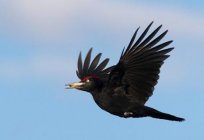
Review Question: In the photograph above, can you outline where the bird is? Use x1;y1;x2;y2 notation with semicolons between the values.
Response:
66;22;185;122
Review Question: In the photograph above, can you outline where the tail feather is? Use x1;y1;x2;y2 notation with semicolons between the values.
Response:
145;107;185;122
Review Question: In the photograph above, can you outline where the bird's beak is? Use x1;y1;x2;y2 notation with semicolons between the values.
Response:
65;82;85;89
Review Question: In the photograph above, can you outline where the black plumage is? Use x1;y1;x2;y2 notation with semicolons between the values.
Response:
67;22;185;122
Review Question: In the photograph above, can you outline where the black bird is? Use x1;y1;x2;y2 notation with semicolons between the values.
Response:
66;22;185;122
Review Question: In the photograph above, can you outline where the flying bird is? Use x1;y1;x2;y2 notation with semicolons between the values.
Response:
66;22;185;122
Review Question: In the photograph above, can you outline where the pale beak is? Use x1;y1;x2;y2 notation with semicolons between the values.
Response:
65;82;85;89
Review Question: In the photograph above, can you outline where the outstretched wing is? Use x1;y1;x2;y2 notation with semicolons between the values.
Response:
109;22;174;105
76;48;113;81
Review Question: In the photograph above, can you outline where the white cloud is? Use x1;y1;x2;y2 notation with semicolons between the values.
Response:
0;54;76;82
1;0;203;85
2;0;204;40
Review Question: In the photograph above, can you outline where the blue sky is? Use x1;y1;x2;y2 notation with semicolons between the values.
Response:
0;0;204;140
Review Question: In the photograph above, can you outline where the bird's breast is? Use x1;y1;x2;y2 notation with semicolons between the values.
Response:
91;88;130;114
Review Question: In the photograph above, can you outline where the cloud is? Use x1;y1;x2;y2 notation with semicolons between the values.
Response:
1;0;203;86
1;0;204;40
0;54;76;82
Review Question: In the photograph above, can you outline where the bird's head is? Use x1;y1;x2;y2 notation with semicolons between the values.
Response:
65;48;113;92
66;75;102;92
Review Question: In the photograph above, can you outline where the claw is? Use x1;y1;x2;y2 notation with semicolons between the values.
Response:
124;112;133;117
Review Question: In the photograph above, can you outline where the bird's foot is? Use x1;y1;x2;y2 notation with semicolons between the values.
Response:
124;112;133;118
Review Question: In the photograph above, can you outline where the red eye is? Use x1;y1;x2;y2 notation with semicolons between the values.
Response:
81;75;99;82
81;77;89;82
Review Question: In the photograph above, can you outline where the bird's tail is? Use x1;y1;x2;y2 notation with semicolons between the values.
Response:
144;107;185;122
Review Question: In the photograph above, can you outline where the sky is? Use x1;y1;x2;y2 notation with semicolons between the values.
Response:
0;0;204;140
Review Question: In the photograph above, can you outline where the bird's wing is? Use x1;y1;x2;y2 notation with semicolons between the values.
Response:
76;48;113;81
108;22;174;105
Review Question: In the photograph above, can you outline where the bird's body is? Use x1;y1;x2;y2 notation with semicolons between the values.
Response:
67;22;185;122
92;86;145;118
90;78;184;121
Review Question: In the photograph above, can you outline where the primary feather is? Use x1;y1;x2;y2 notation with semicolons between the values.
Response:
76;48;112;81
109;22;174;105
